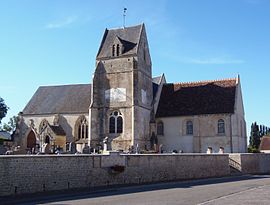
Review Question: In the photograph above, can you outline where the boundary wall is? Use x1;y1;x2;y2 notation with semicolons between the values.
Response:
229;153;270;174
0;153;229;196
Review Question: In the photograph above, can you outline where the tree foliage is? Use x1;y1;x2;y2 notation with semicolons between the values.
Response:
249;122;270;153
0;97;9;124
1;116;19;133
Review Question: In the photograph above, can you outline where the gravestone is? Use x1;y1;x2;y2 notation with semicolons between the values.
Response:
69;142;76;154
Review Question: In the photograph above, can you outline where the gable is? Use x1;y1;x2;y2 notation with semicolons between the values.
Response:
156;79;237;118
96;24;143;59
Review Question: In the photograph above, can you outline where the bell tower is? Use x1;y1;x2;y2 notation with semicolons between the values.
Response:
89;24;153;151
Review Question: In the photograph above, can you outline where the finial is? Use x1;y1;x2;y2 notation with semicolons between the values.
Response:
236;74;240;84
123;8;127;28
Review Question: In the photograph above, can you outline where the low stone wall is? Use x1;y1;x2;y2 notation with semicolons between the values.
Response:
0;153;229;196
229;153;270;174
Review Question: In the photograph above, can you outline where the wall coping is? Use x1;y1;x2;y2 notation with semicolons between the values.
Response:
229;153;270;156
0;153;230;159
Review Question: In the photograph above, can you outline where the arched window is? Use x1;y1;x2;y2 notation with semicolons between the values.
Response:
116;44;120;56
112;45;115;57
45;135;50;144
39;119;48;133
76;116;88;140
157;121;164;135
218;119;225;134
186;121;193;135
109;111;123;134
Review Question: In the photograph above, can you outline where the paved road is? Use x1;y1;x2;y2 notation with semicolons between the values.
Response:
4;175;270;205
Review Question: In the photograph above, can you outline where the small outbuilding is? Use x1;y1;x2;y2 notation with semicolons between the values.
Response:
259;136;270;153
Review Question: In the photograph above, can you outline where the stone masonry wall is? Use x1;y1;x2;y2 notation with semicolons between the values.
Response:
229;153;270;174
0;153;229;196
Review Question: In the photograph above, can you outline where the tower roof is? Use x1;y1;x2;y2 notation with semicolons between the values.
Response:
96;24;143;59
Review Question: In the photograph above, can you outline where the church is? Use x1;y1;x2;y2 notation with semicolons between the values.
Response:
15;24;247;154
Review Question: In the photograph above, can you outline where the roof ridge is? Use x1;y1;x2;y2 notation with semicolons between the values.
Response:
108;24;143;31
173;77;237;85
39;83;91;88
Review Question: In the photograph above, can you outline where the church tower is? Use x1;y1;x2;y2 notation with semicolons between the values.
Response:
89;24;153;151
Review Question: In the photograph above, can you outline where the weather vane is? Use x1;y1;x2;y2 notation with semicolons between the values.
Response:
123;7;127;28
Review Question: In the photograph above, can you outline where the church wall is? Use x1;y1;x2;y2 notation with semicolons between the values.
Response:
107;108;133;151
157;117;193;153
228;80;247;153
19;113;89;151
92;59;134;108
156;114;234;153
231;113;247;153
135;70;153;109
133;106;151;149
91;58;135;150
198;114;232;153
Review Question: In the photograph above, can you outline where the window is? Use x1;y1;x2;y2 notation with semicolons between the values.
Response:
76;116;88;140
45;135;50;144
116;44;120;56
186;121;193;135
112;45;115;57
218;119;225;134
39;119;48;133
157;121;164;135
109;111;123;134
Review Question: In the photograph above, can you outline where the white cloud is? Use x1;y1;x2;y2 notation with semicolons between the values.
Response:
45;16;77;29
186;57;245;65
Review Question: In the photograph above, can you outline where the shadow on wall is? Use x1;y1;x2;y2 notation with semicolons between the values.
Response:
59;116;73;143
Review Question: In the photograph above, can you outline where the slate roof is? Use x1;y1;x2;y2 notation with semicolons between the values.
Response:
96;24;143;59
23;84;91;115
49;125;66;136
156;79;237;118
152;76;162;84
152;75;162;100
260;136;270;151
23;75;162;116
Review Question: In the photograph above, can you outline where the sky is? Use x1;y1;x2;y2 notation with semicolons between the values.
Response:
0;0;269;136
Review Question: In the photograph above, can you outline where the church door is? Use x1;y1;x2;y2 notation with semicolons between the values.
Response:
27;130;36;149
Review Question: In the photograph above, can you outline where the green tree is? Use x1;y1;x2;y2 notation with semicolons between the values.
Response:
0;97;9;124
249;122;270;153
1;116;19;134
249;122;260;152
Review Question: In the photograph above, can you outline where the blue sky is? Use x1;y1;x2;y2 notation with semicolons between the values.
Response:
0;0;269;135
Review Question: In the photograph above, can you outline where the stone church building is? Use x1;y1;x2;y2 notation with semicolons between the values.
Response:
15;24;247;153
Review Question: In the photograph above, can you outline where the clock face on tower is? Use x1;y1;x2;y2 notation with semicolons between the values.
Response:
105;88;126;102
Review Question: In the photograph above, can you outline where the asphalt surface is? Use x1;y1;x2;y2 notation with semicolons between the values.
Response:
3;175;270;205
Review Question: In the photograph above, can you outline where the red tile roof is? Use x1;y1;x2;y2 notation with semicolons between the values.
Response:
156;78;237;117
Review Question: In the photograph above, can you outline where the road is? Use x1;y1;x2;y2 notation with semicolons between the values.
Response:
4;175;270;205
